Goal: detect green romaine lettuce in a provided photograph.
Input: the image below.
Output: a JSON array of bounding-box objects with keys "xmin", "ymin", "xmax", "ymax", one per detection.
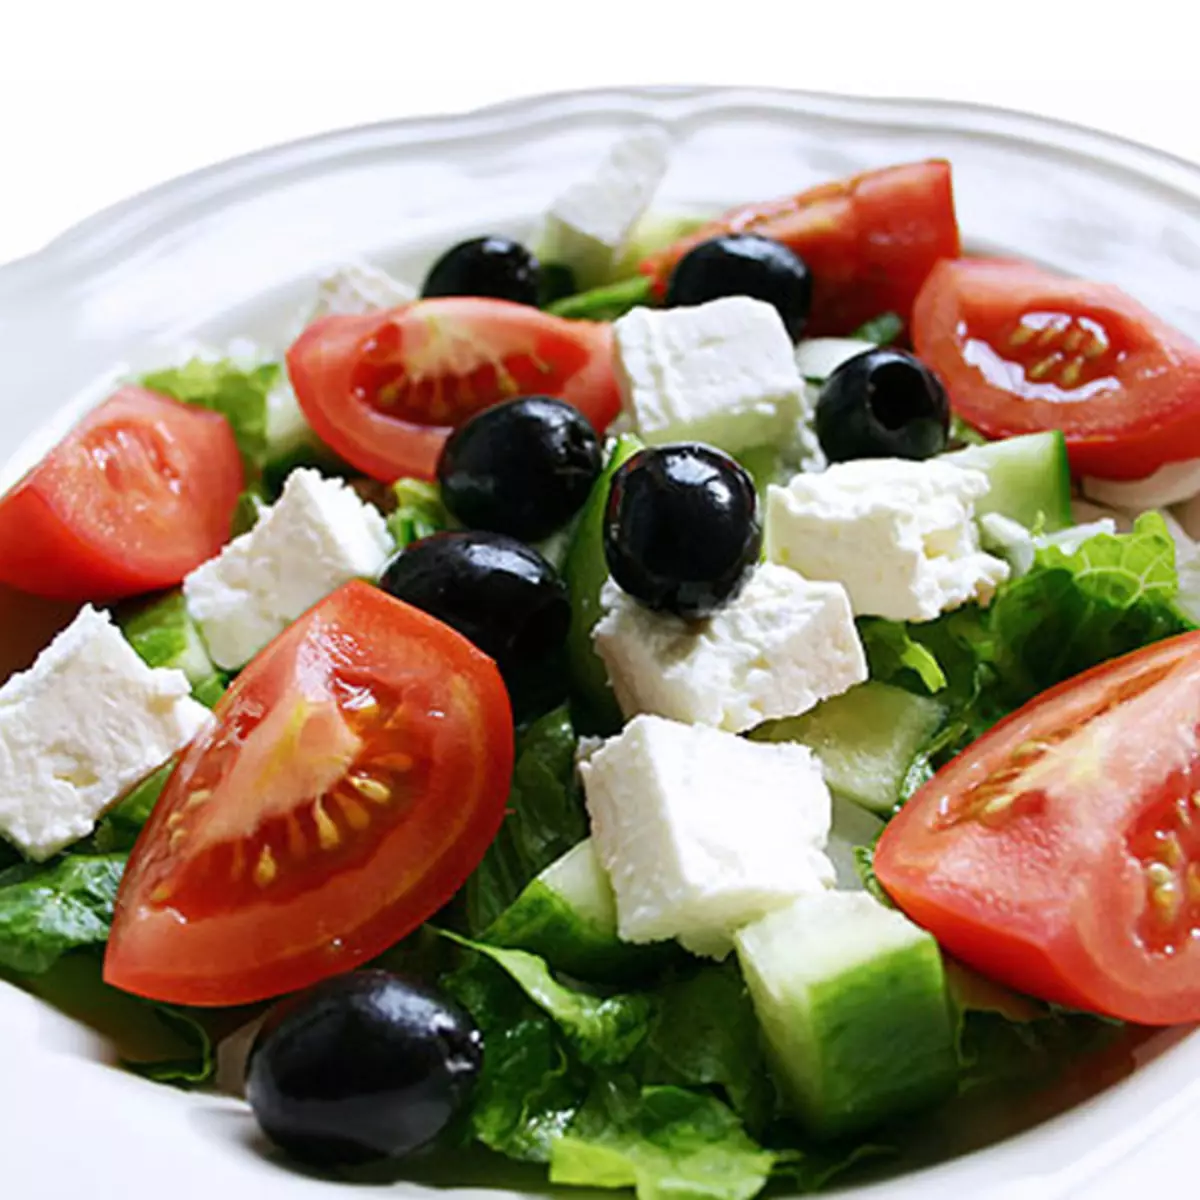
[{"xmin": 387, "ymin": 478, "xmax": 450, "ymax": 547}]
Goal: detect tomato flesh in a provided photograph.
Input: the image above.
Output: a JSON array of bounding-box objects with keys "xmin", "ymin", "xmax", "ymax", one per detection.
[
  {"xmin": 0, "ymin": 386, "xmax": 243, "ymax": 601},
  {"xmin": 912, "ymin": 259, "xmax": 1200, "ymax": 479},
  {"xmin": 640, "ymin": 160, "xmax": 961, "ymax": 336},
  {"xmin": 104, "ymin": 581, "xmax": 513, "ymax": 1006},
  {"xmin": 287, "ymin": 298, "xmax": 622, "ymax": 482},
  {"xmin": 875, "ymin": 631, "xmax": 1200, "ymax": 1025}
]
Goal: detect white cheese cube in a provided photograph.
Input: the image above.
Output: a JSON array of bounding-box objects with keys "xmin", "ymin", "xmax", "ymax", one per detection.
[
  {"xmin": 580, "ymin": 714, "xmax": 835, "ymax": 958},
  {"xmin": 592, "ymin": 563, "xmax": 866, "ymax": 733},
  {"xmin": 184, "ymin": 468, "xmax": 393, "ymax": 669},
  {"xmin": 766, "ymin": 459, "xmax": 1010, "ymax": 622},
  {"xmin": 0, "ymin": 607, "xmax": 211, "ymax": 860},
  {"xmin": 612, "ymin": 297, "xmax": 805, "ymax": 455},
  {"xmin": 309, "ymin": 261, "xmax": 416, "ymax": 321},
  {"xmin": 541, "ymin": 127, "xmax": 672, "ymax": 289}
]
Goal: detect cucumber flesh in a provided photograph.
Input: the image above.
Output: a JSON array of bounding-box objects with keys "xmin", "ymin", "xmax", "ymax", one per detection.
[
  {"xmin": 482, "ymin": 838, "xmax": 667, "ymax": 982},
  {"xmin": 734, "ymin": 891, "xmax": 958, "ymax": 1138},
  {"xmin": 563, "ymin": 434, "xmax": 644, "ymax": 734},
  {"xmin": 750, "ymin": 681, "xmax": 944, "ymax": 815},
  {"xmin": 941, "ymin": 431, "xmax": 1072, "ymax": 532},
  {"xmin": 117, "ymin": 591, "xmax": 225, "ymax": 708}
]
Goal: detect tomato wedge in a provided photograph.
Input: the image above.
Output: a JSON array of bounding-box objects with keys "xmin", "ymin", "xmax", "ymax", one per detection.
[
  {"xmin": 287, "ymin": 297, "xmax": 622, "ymax": 482},
  {"xmin": 0, "ymin": 386, "xmax": 243, "ymax": 601},
  {"xmin": 104, "ymin": 581, "xmax": 513, "ymax": 1006},
  {"xmin": 911, "ymin": 259, "xmax": 1200, "ymax": 479},
  {"xmin": 639, "ymin": 160, "xmax": 960, "ymax": 336},
  {"xmin": 875, "ymin": 631, "xmax": 1200, "ymax": 1025}
]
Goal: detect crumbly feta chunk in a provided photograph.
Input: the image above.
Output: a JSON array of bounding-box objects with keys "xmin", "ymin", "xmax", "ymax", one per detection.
[
  {"xmin": 184, "ymin": 468, "xmax": 393, "ymax": 669},
  {"xmin": 612, "ymin": 297, "xmax": 805, "ymax": 455},
  {"xmin": 593, "ymin": 564, "xmax": 866, "ymax": 733},
  {"xmin": 766, "ymin": 459, "xmax": 1010, "ymax": 622},
  {"xmin": 541, "ymin": 127, "xmax": 672, "ymax": 289},
  {"xmin": 580, "ymin": 714, "xmax": 834, "ymax": 958},
  {"xmin": 309, "ymin": 261, "xmax": 416, "ymax": 320},
  {"xmin": 0, "ymin": 607, "xmax": 211, "ymax": 860}
]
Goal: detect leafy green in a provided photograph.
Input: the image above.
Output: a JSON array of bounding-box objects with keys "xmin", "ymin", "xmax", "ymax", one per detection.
[
  {"xmin": 849, "ymin": 312, "xmax": 903, "ymax": 345},
  {"xmin": 464, "ymin": 706, "xmax": 588, "ymax": 935},
  {"xmin": 550, "ymin": 1078, "xmax": 776, "ymax": 1200},
  {"xmin": 117, "ymin": 590, "xmax": 226, "ymax": 708},
  {"xmin": 91, "ymin": 764, "xmax": 172, "ymax": 853},
  {"xmin": 0, "ymin": 853, "xmax": 126, "ymax": 974},
  {"xmin": 141, "ymin": 358, "xmax": 277, "ymax": 469},
  {"xmin": 387, "ymin": 478, "xmax": 451, "ymax": 547},
  {"xmin": 948, "ymin": 414, "xmax": 988, "ymax": 448},
  {"xmin": 443, "ymin": 934, "xmax": 652, "ymax": 1067},
  {"xmin": 851, "ymin": 844, "xmax": 894, "ymax": 909},
  {"xmin": 634, "ymin": 961, "xmax": 776, "ymax": 1135},
  {"xmin": 858, "ymin": 618, "xmax": 947, "ymax": 693},
  {"xmin": 124, "ymin": 1004, "xmax": 216, "ymax": 1086}
]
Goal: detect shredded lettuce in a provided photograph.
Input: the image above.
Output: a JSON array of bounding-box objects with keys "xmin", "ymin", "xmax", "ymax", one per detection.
[{"xmin": 464, "ymin": 706, "xmax": 588, "ymax": 935}]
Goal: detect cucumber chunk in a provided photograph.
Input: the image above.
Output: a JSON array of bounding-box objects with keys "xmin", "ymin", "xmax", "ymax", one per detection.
[
  {"xmin": 483, "ymin": 838, "xmax": 665, "ymax": 982},
  {"xmin": 734, "ymin": 891, "xmax": 957, "ymax": 1138},
  {"xmin": 942, "ymin": 431, "xmax": 1072, "ymax": 532},
  {"xmin": 750, "ymin": 681, "xmax": 944, "ymax": 815},
  {"xmin": 117, "ymin": 591, "xmax": 226, "ymax": 708},
  {"xmin": 563, "ymin": 434, "xmax": 644, "ymax": 733}
]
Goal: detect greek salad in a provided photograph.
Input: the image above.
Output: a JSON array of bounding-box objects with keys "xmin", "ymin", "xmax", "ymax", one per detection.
[{"xmin": 3, "ymin": 129, "xmax": 1200, "ymax": 1196}]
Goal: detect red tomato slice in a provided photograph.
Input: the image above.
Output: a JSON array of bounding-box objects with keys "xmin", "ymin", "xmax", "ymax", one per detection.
[
  {"xmin": 104, "ymin": 580, "xmax": 513, "ymax": 1006},
  {"xmin": 286, "ymin": 297, "xmax": 622, "ymax": 482},
  {"xmin": 875, "ymin": 631, "xmax": 1200, "ymax": 1025},
  {"xmin": 640, "ymin": 160, "xmax": 960, "ymax": 336},
  {"xmin": 0, "ymin": 386, "xmax": 243, "ymax": 601},
  {"xmin": 911, "ymin": 259, "xmax": 1200, "ymax": 479}
]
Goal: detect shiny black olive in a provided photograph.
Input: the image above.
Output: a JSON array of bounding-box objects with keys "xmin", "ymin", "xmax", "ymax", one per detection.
[
  {"xmin": 379, "ymin": 531, "xmax": 570, "ymax": 709},
  {"xmin": 245, "ymin": 970, "xmax": 482, "ymax": 1168},
  {"xmin": 603, "ymin": 444, "xmax": 761, "ymax": 620},
  {"xmin": 421, "ymin": 236, "xmax": 541, "ymax": 306},
  {"xmin": 664, "ymin": 233, "xmax": 813, "ymax": 342},
  {"xmin": 814, "ymin": 347, "xmax": 950, "ymax": 463},
  {"xmin": 438, "ymin": 397, "xmax": 602, "ymax": 542}
]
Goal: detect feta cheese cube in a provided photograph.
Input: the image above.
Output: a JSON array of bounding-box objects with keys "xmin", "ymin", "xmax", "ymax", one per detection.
[
  {"xmin": 766, "ymin": 459, "xmax": 1010, "ymax": 622},
  {"xmin": 612, "ymin": 297, "xmax": 805, "ymax": 455},
  {"xmin": 541, "ymin": 127, "xmax": 672, "ymax": 289},
  {"xmin": 184, "ymin": 468, "xmax": 393, "ymax": 669},
  {"xmin": 309, "ymin": 261, "xmax": 416, "ymax": 321},
  {"xmin": 593, "ymin": 563, "xmax": 867, "ymax": 733},
  {"xmin": 580, "ymin": 714, "xmax": 835, "ymax": 958},
  {"xmin": 0, "ymin": 607, "xmax": 211, "ymax": 860}
]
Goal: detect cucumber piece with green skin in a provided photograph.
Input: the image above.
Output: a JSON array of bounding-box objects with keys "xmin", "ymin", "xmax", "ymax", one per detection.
[
  {"xmin": 117, "ymin": 591, "xmax": 226, "ymax": 708},
  {"xmin": 942, "ymin": 430, "xmax": 1072, "ymax": 532},
  {"xmin": 734, "ymin": 890, "xmax": 958, "ymax": 1139},
  {"xmin": 563, "ymin": 434, "xmax": 644, "ymax": 734},
  {"xmin": 750, "ymin": 681, "xmax": 945, "ymax": 815},
  {"xmin": 483, "ymin": 838, "xmax": 667, "ymax": 982}
]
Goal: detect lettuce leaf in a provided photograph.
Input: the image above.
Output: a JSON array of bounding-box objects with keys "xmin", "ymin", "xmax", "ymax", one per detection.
[
  {"xmin": 464, "ymin": 706, "xmax": 588, "ymax": 935},
  {"xmin": 550, "ymin": 1077, "xmax": 776, "ymax": 1200},
  {"xmin": 90, "ymin": 763, "xmax": 172, "ymax": 854},
  {"xmin": 141, "ymin": 358, "xmax": 277, "ymax": 470},
  {"xmin": 0, "ymin": 853, "xmax": 126, "ymax": 974},
  {"xmin": 858, "ymin": 618, "xmax": 947, "ymax": 693},
  {"xmin": 387, "ymin": 478, "xmax": 451, "ymax": 547}
]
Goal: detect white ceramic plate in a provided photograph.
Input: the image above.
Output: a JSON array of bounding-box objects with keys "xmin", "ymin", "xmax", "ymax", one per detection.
[{"xmin": 3, "ymin": 86, "xmax": 1200, "ymax": 1200}]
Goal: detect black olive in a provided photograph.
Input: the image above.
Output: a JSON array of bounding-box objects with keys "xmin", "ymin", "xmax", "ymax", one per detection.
[
  {"xmin": 438, "ymin": 397, "xmax": 602, "ymax": 542},
  {"xmin": 245, "ymin": 970, "xmax": 482, "ymax": 1168},
  {"xmin": 664, "ymin": 233, "xmax": 813, "ymax": 342},
  {"xmin": 815, "ymin": 347, "xmax": 950, "ymax": 463},
  {"xmin": 379, "ymin": 531, "xmax": 570, "ymax": 710},
  {"xmin": 421, "ymin": 236, "xmax": 541, "ymax": 307},
  {"xmin": 603, "ymin": 444, "xmax": 761, "ymax": 620}
]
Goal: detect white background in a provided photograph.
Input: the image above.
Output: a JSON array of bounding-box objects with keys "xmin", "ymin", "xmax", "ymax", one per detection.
[
  {"xmin": 1, "ymin": 1, "xmax": 1198, "ymax": 266},
  {"xmin": 1, "ymin": 6, "xmax": 1199, "ymax": 1198}
]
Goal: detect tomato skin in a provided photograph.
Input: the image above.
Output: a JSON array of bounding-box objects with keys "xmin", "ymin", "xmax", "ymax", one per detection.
[
  {"xmin": 0, "ymin": 387, "xmax": 243, "ymax": 601},
  {"xmin": 639, "ymin": 160, "xmax": 960, "ymax": 336},
  {"xmin": 287, "ymin": 298, "xmax": 622, "ymax": 483},
  {"xmin": 875, "ymin": 631, "xmax": 1200, "ymax": 1025},
  {"xmin": 103, "ymin": 581, "xmax": 513, "ymax": 1007},
  {"xmin": 911, "ymin": 259, "xmax": 1200, "ymax": 479}
]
